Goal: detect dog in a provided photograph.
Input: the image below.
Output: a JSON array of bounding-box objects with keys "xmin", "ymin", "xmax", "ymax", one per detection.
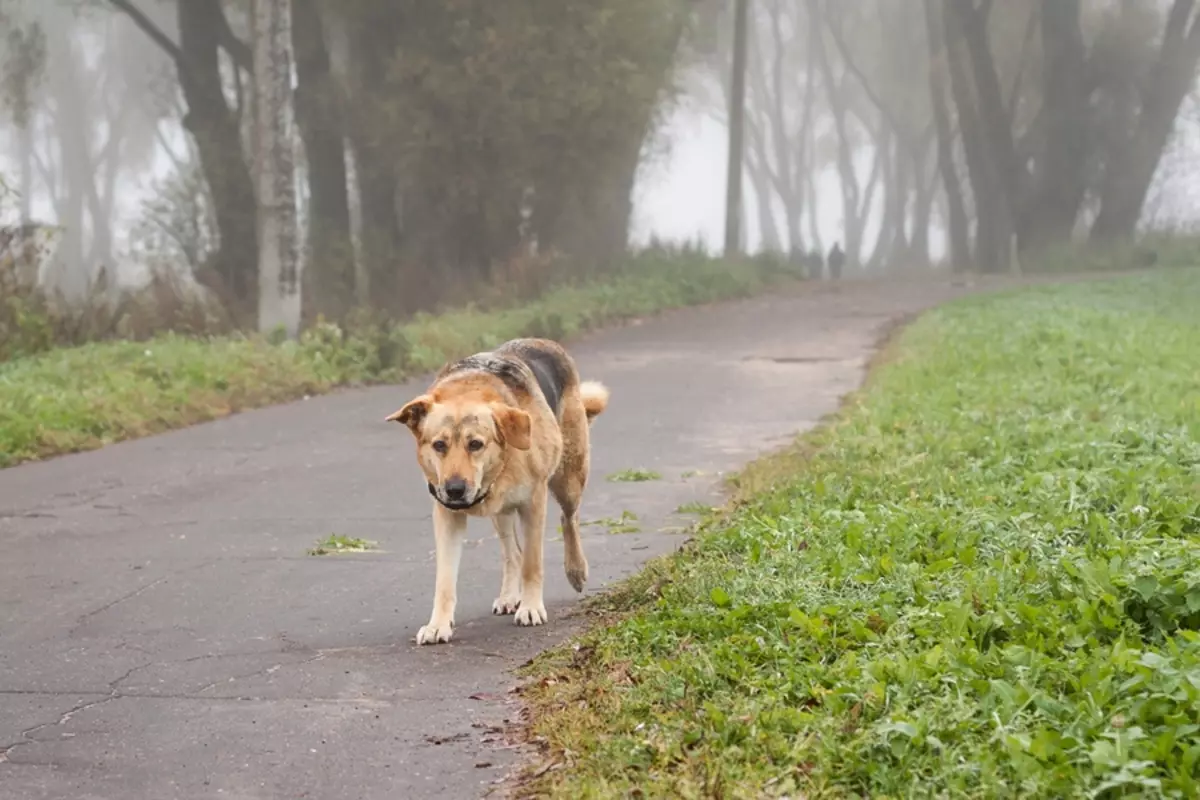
[{"xmin": 386, "ymin": 338, "xmax": 610, "ymax": 645}]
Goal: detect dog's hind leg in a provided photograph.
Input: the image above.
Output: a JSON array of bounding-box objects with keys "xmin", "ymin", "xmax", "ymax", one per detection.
[
  {"xmin": 491, "ymin": 511, "xmax": 523, "ymax": 615},
  {"xmin": 514, "ymin": 486, "xmax": 549, "ymax": 627},
  {"xmin": 551, "ymin": 396, "xmax": 590, "ymax": 593},
  {"xmin": 551, "ymin": 468, "xmax": 589, "ymax": 593}
]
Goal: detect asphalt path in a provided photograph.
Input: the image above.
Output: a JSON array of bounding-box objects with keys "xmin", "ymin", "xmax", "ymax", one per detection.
[{"xmin": 1, "ymin": 276, "xmax": 1022, "ymax": 799}]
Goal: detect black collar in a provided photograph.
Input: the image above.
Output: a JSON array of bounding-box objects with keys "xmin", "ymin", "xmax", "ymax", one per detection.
[{"xmin": 427, "ymin": 482, "xmax": 489, "ymax": 511}]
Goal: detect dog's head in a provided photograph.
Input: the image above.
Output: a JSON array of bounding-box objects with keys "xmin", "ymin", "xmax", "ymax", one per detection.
[{"xmin": 386, "ymin": 392, "xmax": 531, "ymax": 511}]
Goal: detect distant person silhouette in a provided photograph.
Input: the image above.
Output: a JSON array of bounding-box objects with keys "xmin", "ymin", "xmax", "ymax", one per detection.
[{"xmin": 827, "ymin": 242, "xmax": 845, "ymax": 280}]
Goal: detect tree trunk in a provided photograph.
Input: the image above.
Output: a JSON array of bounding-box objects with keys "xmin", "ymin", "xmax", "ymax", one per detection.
[
  {"xmin": 851, "ymin": 118, "xmax": 887, "ymax": 272},
  {"xmin": 292, "ymin": 0, "xmax": 353, "ymax": 322},
  {"xmin": 747, "ymin": 149, "xmax": 782, "ymax": 253},
  {"xmin": 765, "ymin": 2, "xmax": 802, "ymax": 253},
  {"xmin": 17, "ymin": 122, "xmax": 32, "ymax": 224},
  {"xmin": 343, "ymin": 12, "xmax": 403, "ymax": 313},
  {"xmin": 887, "ymin": 134, "xmax": 912, "ymax": 267},
  {"xmin": 808, "ymin": 5, "xmax": 860, "ymax": 265},
  {"xmin": 943, "ymin": 0, "xmax": 1009, "ymax": 272},
  {"xmin": 51, "ymin": 35, "xmax": 89, "ymax": 297},
  {"xmin": 803, "ymin": 131, "xmax": 823, "ymax": 255},
  {"xmin": 1092, "ymin": 2, "xmax": 1200, "ymax": 241},
  {"xmin": 948, "ymin": 0, "xmax": 1025, "ymax": 248},
  {"xmin": 910, "ymin": 138, "xmax": 937, "ymax": 266},
  {"xmin": 1028, "ymin": 0, "xmax": 1088, "ymax": 248},
  {"xmin": 921, "ymin": 0, "xmax": 969, "ymax": 271},
  {"xmin": 179, "ymin": 0, "xmax": 260, "ymax": 323},
  {"xmin": 254, "ymin": 0, "xmax": 301, "ymax": 337},
  {"xmin": 924, "ymin": 0, "xmax": 971, "ymax": 270}
]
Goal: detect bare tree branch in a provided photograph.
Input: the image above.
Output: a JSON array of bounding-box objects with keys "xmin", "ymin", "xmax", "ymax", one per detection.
[
  {"xmin": 216, "ymin": 11, "xmax": 253, "ymax": 70},
  {"xmin": 105, "ymin": 0, "xmax": 184, "ymax": 64},
  {"xmin": 1005, "ymin": 4, "xmax": 1039, "ymax": 128},
  {"xmin": 820, "ymin": 5, "xmax": 907, "ymax": 144}
]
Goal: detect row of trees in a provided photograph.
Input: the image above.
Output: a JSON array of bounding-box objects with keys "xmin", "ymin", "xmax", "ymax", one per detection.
[
  {"xmin": 699, "ymin": 0, "xmax": 1200, "ymax": 272},
  {"xmin": 1, "ymin": 0, "xmax": 693, "ymax": 332},
  {"xmin": 2, "ymin": 0, "xmax": 1197, "ymax": 335}
]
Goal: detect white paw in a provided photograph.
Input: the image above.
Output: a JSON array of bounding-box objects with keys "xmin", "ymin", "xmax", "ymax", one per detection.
[
  {"xmin": 565, "ymin": 561, "xmax": 589, "ymax": 593},
  {"xmin": 492, "ymin": 595, "xmax": 521, "ymax": 615},
  {"xmin": 416, "ymin": 620, "xmax": 454, "ymax": 645},
  {"xmin": 513, "ymin": 602, "xmax": 548, "ymax": 627}
]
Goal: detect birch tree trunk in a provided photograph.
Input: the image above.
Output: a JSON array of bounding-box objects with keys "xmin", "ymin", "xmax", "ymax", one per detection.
[{"xmin": 255, "ymin": 0, "xmax": 301, "ymax": 337}]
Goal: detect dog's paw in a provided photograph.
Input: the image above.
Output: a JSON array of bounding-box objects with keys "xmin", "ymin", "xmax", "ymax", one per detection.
[
  {"xmin": 415, "ymin": 620, "xmax": 454, "ymax": 645},
  {"xmin": 492, "ymin": 595, "xmax": 521, "ymax": 615},
  {"xmin": 565, "ymin": 560, "xmax": 588, "ymax": 593},
  {"xmin": 513, "ymin": 602, "xmax": 548, "ymax": 627}
]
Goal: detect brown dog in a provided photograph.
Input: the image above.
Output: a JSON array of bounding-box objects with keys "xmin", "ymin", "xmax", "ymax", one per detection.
[{"xmin": 386, "ymin": 338, "xmax": 609, "ymax": 645}]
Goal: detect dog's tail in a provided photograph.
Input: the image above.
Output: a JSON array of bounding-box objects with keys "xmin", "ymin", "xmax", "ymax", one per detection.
[{"xmin": 579, "ymin": 380, "xmax": 610, "ymax": 423}]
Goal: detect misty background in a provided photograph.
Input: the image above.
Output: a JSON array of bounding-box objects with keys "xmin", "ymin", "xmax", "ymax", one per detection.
[{"xmin": 3, "ymin": 0, "xmax": 1200, "ymax": 345}]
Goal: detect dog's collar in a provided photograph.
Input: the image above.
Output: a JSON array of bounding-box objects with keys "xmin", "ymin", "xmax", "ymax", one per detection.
[{"xmin": 428, "ymin": 482, "xmax": 489, "ymax": 511}]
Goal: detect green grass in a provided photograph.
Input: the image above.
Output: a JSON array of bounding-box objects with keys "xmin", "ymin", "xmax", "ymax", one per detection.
[
  {"xmin": 607, "ymin": 468, "xmax": 664, "ymax": 483},
  {"xmin": 583, "ymin": 510, "xmax": 642, "ymax": 535},
  {"xmin": 518, "ymin": 269, "xmax": 1200, "ymax": 799},
  {"xmin": 1025, "ymin": 233, "xmax": 1200, "ymax": 275},
  {"xmin": 307, "ymin": 534, "xmax": 376, "ymax": 556},
  {"xmin": 0, "ymin": 252, "xmax": 803, "ymax": 468}
]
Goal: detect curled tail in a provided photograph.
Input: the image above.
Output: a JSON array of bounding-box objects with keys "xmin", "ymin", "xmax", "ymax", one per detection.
[{"xmin": 578, "ymin": 380, "xmax": 610, "ymax": 423}]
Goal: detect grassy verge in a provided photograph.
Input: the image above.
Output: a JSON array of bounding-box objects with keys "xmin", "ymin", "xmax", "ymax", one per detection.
[
  {"xmin": 1023, "ymin": 232, "xmax": 1200, "ymax": 275},
  {"xmin": 518, "ymin": 268, "xmax": 1200, "ymax": 798},
  {"xmin": 0, "ymin": 252, "xmax": 802, "ymax": 468}
]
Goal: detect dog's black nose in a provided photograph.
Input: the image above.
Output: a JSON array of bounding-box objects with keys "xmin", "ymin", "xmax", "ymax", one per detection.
[{"xmin": 444, "ymin": 478, "xmax": 468, "ymax": 502}]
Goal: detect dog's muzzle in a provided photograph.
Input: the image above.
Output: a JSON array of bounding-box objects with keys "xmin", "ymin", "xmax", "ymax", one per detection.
[{"xmin": 428, "ymin": 481, "xmax": 488, "ymax": 511}]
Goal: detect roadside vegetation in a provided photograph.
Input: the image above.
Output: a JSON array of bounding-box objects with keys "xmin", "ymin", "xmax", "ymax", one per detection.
[
  {"xmin": 518, "ymin": 268, "xmax": 1200, "ymax": 798},
  {"xmin": 0, "ymin": 251, "xmax": 802, "ymax": 468}
]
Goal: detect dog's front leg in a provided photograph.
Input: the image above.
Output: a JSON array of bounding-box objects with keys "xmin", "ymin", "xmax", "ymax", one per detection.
[
  {"xmin": 491, "ymin": 511, "xmax": 523, "ymax": 615},
  {"xmin": 416, "ymin": 503, "xmax": 467, "ymax": 645},
  {"xmin": 514, "ymin": 487, "xmax": 549, "ymax": 627}
]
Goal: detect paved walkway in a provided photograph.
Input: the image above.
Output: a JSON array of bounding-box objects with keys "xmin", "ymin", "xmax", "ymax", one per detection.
[{"xmin": 1, "ymin": 277, "xmax": 1018, "ymax": 799}]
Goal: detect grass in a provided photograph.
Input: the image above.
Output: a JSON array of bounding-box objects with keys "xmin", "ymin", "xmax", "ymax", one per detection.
[
  {"xmin": 607, "ymin": 468, "xmax": 664, "ymax": 483},
  {"xmin": 517, "ymin": 268, "xmax": 1200, "ymax": 798},
  {"xmin": 1025, "ymin": 232, "xmax": 1200, "ymax": 275},
  {"xmin": 0, "ymin": 251, "xmax": 803, "ymax": 468},
  {"xmin": 583, "ymin": 510, "xmax": 642, "ymax": 535},
  {"xmin": 307, "ymin": 534, "xmax": 376, "ymax": 556}
]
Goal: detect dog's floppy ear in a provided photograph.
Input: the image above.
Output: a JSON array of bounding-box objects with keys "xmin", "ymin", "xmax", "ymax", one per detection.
[
  {"xmin": 386, "ymin": 395, "xmax": 432, "ymax": 434},
  {"xmin": 492, "ymin": 404, "xmax": 532, "ymax": 451}
]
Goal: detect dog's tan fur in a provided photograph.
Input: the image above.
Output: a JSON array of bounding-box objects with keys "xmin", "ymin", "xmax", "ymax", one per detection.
[{"xmin": 386, "ymin": 338, "xmax": 609, "ymax": 645}]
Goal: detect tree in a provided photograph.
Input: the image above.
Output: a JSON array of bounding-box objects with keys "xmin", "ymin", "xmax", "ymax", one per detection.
[
  {"xmin": 1092, "ymin": 0, "xmax": 1200, "ymax": 241},
  {"xmin": 107, "ymin": 0, "xmax": 259, "ymax": 323},
  {"xmin": 923, "ymin": 0, "xmax": 970, "ymax": 269},
  {"xmin": 933, "ymin": 0, "xmax": 1200, "ymax": 262},
  {"xmin": 254, "ymin": 0, "xmax": 300, "ymax": 337},
  {"xmin": 291, "ymin": 0, "xmax": 352, "ymax": 322}
]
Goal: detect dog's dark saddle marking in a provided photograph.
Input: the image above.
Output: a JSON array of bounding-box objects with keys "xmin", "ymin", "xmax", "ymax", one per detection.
[
  {"xmin": 517, "ymin": 346, "xmax": 567, "ymax": 416},
  {"xmin": 444, "ymin": 340, "xmax": 569, "ymax": 415}
]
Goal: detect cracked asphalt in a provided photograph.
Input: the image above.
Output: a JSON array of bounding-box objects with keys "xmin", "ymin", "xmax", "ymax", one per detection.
[{"xmin": 1, "ymin": 276, "xmax": 1024, "ymax": 799}]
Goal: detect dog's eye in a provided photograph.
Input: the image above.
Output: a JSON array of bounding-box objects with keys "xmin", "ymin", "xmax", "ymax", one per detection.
[
  {"xmin": 431, "ymin": 440, "xmax": 448, "ymax": 454},
  {"xmin": 468, "ymin": 439, "xmax": 485, "ymax": 453}
]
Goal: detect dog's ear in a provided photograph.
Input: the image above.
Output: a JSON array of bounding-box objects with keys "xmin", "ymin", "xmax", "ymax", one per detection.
[
  {"xmin": 493, "ymin": 404, "xmax": 532, "ymax": 451},
  {"xmin": 386, "ymin": 395, "xmax": 432, "ymax": 434}
]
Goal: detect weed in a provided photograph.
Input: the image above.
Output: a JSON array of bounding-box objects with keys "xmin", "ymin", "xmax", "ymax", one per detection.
[
  {"xmin": 583, "ymin": 510, "xmax": 641, "ymax": 535},
  {"xmin": 606, "ymin": 468, "xmax": 662, "ymax": 483},
  {"xmin": 307, "ymin": 534, "xmax": 376, "ymax": 556},
  {"xmin": 675, "ymin": 501, "xmax": 716, "ymax": 515}
]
